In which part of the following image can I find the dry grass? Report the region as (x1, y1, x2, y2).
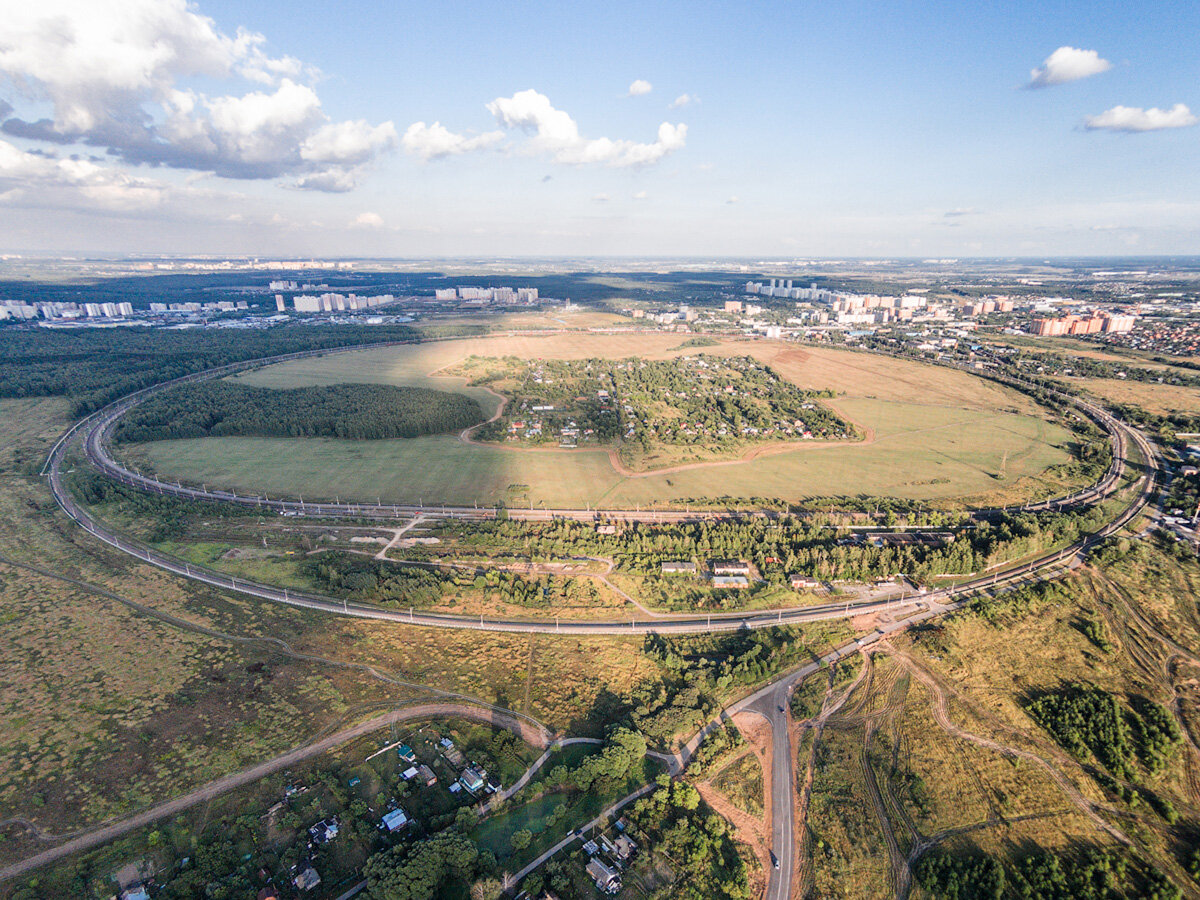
(126, 336, 1079, 509)
(1063, 376, 1200, 418)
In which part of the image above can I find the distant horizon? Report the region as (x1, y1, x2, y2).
(1, 1, 1197, 256)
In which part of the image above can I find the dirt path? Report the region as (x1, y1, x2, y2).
(696, 779, 770, 899)
(374, 514, 426, 560)
(885, 651, 1131, 845)
(0, 702, 547, 885)
(728, 711, 777, 895)
(860, 717, 909, 898)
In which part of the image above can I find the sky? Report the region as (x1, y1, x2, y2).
(0, 0, 1197, 258)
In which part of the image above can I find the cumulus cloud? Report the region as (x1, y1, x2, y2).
(1084, 103, 1198, 132)
(632, 190, 648, 200)
(726, 195, 739, 204)
(351, 211, 384, 229)
(0, 138, 171, 210)
(592, 193, 610, 202)
(485, 89, 686, 166)
(944, 207, 978, 217)
(401, 121, 504, 160)
(627, 79, 652, 96)
(0, 0, 396, 190)
(669, 93, 696, 109)
(1027, 46, 1111, 88)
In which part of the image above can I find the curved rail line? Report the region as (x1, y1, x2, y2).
(44, 342, 1156, 635)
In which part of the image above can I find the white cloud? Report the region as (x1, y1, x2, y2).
(627, 79, 652, 96)
(632, 190, 648, 200)
(726, 195, 739, 204)
(485, 89, 686, 167)
(1084, 103, 1198, 132)
(302, 120, 398, 166)
(0, 139, 171, 210)
(351, 211, 384, 229)
(592, 193, 610, 202)
(1027, 46, 1111, 88)
(669, 94, 696, 109)
(0, 0, 396, 190)
(401, 121, 504, 160)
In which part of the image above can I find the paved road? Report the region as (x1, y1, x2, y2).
(33, 342, 1164, 899)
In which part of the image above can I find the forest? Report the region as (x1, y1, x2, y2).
(0, 323, 485, 416)
(914, 846, 1180, 900)
(115, 381, 483, 442)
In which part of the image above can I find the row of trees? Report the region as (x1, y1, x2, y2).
(116, 381, 483, 442)
(463, 509, 1094, 585)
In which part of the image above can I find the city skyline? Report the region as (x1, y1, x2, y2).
(1, 0, 1197, 257)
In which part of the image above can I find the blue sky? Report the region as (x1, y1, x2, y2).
(0, 0, 1197, 256)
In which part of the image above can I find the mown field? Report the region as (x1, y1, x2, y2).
(122, 335, 1083, 509)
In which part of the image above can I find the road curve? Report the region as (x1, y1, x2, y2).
(0, 701, 547, 885)
(44, 346, 1147, 637)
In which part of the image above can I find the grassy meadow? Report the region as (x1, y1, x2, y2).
(122, 335, 1083, 509)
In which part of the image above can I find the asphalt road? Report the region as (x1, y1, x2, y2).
(33, 343, 1163, 899)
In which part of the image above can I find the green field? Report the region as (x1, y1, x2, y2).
(122, 335, 1083, 509)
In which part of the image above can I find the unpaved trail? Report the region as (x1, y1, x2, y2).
(887, 652, 1131, 845)
(374, 514, 426, 560)
(696, 779, 770, 898)
(0, 702, 548, 884)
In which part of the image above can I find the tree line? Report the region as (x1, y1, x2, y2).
(115, 381, 483, 442)
(915, 846, 1181, 900)
(0, 323, 486, 416)
(457, 509, 1099, 585)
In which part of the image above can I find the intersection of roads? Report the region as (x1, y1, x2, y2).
(35, 344, 1161, 899)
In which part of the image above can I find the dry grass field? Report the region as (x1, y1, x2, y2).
(124, 335, 1082, 509)
(0, 400, 665, 843)
(800, 543, 1200, 897)
(1060, 375, 1200, 418)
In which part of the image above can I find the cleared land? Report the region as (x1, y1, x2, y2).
(122, 334, 1081, 508)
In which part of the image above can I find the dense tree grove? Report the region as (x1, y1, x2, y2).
(915, 846, 1181, 900)
(303, 551, 605, 610)
(629, 630, 809, 742)
(364, 831, 482, 900)
(1025, 684, 1180, 779)
(0, 324, 485, 415)
(116, 381, 483, 442)
(628, 776, 752, 900)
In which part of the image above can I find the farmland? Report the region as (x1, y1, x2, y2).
(119, 334, 1084, 510)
